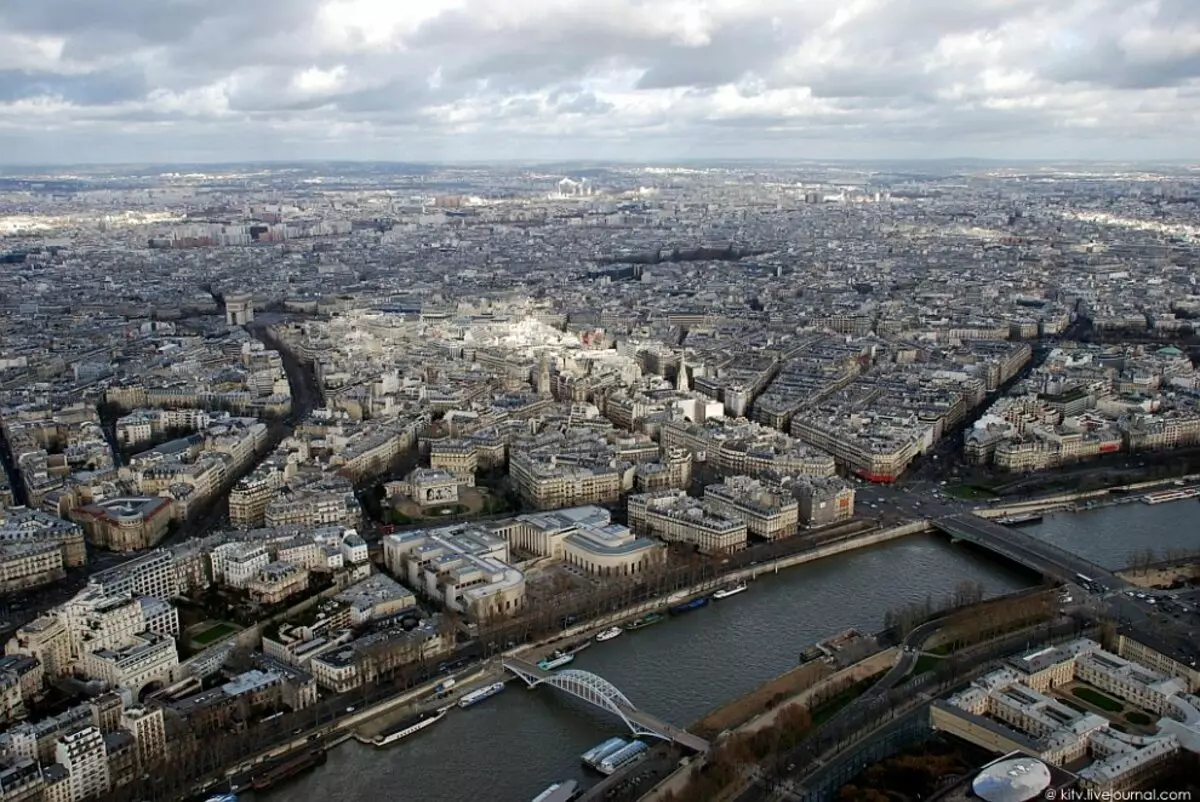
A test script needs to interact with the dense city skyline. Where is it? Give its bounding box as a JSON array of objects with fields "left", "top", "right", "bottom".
[
  {"left": 2, "top": 0, "right": 1200, "bottom": 163},
  {"left": 2, "top": 3, "right": 1200, "bottom": 792}
]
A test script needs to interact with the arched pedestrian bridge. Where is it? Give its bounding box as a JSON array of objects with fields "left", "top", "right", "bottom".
[{"left": 502, "top": 657, "right": 710, "bottom": 753}]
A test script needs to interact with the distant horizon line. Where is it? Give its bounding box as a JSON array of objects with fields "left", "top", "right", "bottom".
[{"left": 1, "top": 156, "right": 1198, "bottom": 172}]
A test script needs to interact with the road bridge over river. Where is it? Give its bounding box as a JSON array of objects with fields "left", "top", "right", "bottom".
[{"left": 933, "top": 514, "right": 1127, "bottom": 589}]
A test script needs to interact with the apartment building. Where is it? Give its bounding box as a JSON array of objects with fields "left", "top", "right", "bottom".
[
  {"left": 263, "top": 477, "right": 361, "bottom": 529},
  {"left": 332, "top": 424, "right": 412, "bottom": 481},
  {"left": 0, "top": 672, "right": 26, "bottom": 727},
  {"left": 61, "top": 593, "right": 145, "bottom": 658},
  {"left": 0, "top": 655, "right": 43, "bottom": 726},
  {"left": 79, "top": 632, "right": 178, "bottom": 697},
  {"left": 275, "top": 538, "right": 327, "bottom": 571},
  {"left": 703, "top": 476, "right": 798, "bottom": 540},
  {"left": 118, "top": 706, "right": 166, "bottom": 770},
  {"left": 508, "top": 451, "right": 622, "bottom": 510},
  {"left": 229, "top": 464, "right": 290, "bottom": 528},
  {"left": 307, "top": 621, "right": 448, "bottom": 694},
  {"left": 427, "top": 439, "right": 479, "bottom": 479},
  {"left": 88, "top": 550, "right": 179, "bottom": 600},
  {"left": 1125, "top": 412, "right": 1200, "bottom": 452},
  {"left": 791, "top": 413, "right": 924, "bottom": 483},
  {"left": 789, "top": 477, "right": 856, "bottom": 526},
  {"left": 660, "top": 416, "right": 837, "bottom": 479},
  {"left": 6, "top": 616, "right": 72, "bottom": 678},
  {"left": 0, "top": 542, "right": 65, "bottom": 595},
  {"left": 632, "top": 447, "right": 692, "bottom": 493},
  {"left": 245, "top": 562, "right": 310, "bottom": 605},
  {"left": 5, "top": 705, "right": 92, "bottom": 764},
  {"left": 628, "top": 490, "right": 748, "bottom": 553},
  {"left": 213, "top": 543, "right": 270, "bottom": 588},
  {"left": 55, "top": 727, "right": 110, "bottom": 802},
  {"left": 115, "top": 408, "right": 210, "bottom": 448},
  {"left": 137, "top": 598, "right": 179, "bottom": 640},
  {"left": 0, "top": 507, "right": 87, "bottom": 568}
]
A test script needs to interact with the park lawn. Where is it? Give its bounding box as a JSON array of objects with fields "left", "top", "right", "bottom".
[
  {"left": 810, "top": 673, "right": 885, "bottom": 727},
  {"left": 913, "top": 654, "right": 946, "bottom": 675},
  {"left": 192, "top": 622, "right": 239, "bottom": 646},
  {"left": 944, "top": 484, "right": 996, "bottom": 501},
  {"left": 1124, "top": 711, "right": 1153, "bottom": 726},
  {"left": 1072, "top": 686, "right": 1124, "bottom": 712}
]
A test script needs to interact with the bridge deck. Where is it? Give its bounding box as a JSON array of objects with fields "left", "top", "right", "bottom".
[
  {"left": 503, "top": 656, "right": 554, "bottom": 679},
  {"left": 502, "top": 657, "right": 710, "bottom": 752},
  {"left": 935, "top": 514, "right": 1126, "bottom": 588},
  {"left": 622, "top": 708, "right": 710, "bottom": 752}
]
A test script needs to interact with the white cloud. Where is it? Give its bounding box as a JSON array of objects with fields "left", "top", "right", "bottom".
[
  {"left": 291, "top": 65, "right": 348, "bottom": 95},
  {"left": 0, "top": 0, "right": 1197, "bottom": 163}
]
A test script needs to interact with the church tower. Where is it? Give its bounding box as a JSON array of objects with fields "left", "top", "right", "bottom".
[{"left": 676, "top": 360, "right": 690, "bottom": 393}]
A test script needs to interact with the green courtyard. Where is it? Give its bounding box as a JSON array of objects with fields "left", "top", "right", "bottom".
[
  {"left": 1071, "top": 686, "right": 1124, "bottom": 712},
  {"left": 189, "top": 621, "right": 241, "bottom": 647}
]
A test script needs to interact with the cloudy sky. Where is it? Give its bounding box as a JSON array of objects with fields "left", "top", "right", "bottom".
[{"left": 1, "top": 0, "right": 1198, "bottom": 164}]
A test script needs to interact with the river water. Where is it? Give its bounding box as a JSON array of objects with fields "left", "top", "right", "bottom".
[
  {"left": 1021, "top": 500, "right": 1200, "bottom": 569},
  {"left": 266, "top": 500, "right": 1198, "bottom": 802}
]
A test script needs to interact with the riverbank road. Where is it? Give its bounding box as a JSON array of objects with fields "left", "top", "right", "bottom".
[{"left": 870, "top": 618, "right": 943, "bottom": 694}]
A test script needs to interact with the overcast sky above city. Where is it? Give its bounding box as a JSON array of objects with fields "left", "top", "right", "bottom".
[{"left": 1, "top": 0, "right": 1199, "bottom": 165}]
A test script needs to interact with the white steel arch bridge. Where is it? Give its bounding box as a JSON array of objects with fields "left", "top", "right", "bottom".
[{"left": 502, "top": 657, "right": 710, "bottom": 752}]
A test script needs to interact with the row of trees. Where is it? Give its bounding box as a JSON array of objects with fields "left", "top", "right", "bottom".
[
  {"left": 836, "top": 740, "right": 975, "bottom": 802},
  {"left": 934, "top": 589, "right": 1057, "bottom": 654},
  {"left": 660, "top": 703, "right": 816, "bottom": 802},
  {"left": 101, "top": 649, "right": 473, "bottom": 802},
  {"left": 880, "top": 580, "right": 988, "bottom": 637},
  {"left": 474, "top": 527, "right": 874, "bottom": 652},
  {"left": 754, "top": 615, "right": 1098, "bottom": 793},
  {"left": 1125, "top": 546, "right": 1200, "bottom": 573}
]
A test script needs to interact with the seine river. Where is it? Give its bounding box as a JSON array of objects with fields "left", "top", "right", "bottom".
[{"left": 265, "top": 500, "right": 1196, "bottom": 802}]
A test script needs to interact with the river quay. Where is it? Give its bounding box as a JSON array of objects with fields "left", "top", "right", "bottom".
[
  {"left": 256, "top": 533, "right": 1031, "bottom": 802},
  {"left": 248, "top": 495, "right": 1200, "bottom": 802}
]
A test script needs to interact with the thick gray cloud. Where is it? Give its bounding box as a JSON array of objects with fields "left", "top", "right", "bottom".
[{"left": 0, "top": 0, "right": 1198, "bottom": 164}]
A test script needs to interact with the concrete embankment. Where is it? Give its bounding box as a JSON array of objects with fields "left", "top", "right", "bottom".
[
  {"left": 517, "top": 521, "right": 932, "bottom": 660},
  {"left": 350, "top": 666, "right": 498, "bottom": 740},
  {"left": 734, "top": 521, "right": 932, "bottom": 577},
  {"left": 221, "top": 664, "right": 497, "bottom": 779},
  {"left": 691, "top": 662, "right": 834, "bottom": 738},
  {"left": 225, "top": 522, "right": 932, "bottom": 784},
  {"left": 977, "top": 475, "right": 1200, "bottom": 518},
  {"left": 735, "top": 648, "right": 898, "bottom": 738},
  {"left": 974, "top": 491, "right": 1108, "bottom": 517}
]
